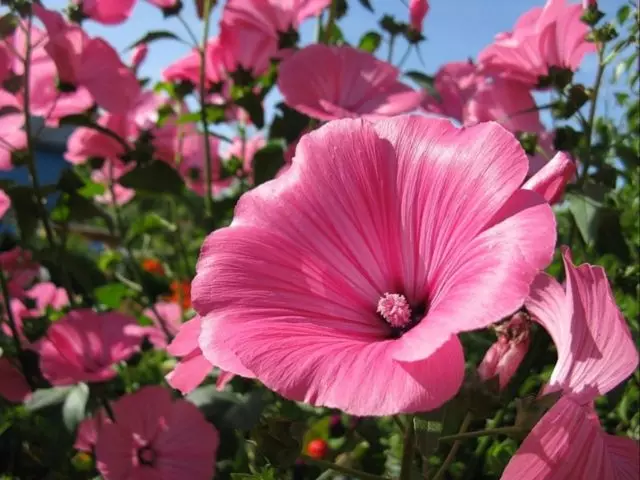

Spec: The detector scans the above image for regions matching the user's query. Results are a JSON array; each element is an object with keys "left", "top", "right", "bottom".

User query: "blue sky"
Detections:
[{"left": 37, "top": 0, "right": 630, "bottom": 130}]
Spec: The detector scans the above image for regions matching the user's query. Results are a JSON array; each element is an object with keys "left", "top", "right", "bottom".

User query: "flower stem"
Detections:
[
  {"left": 399, "top": 415, "right": 415, "bottom": 480},
  {"left": 198, "top": 0, "right": 215, "bottom": 219},
  {"left": 438, "top": 425, "right": 523, "bottom": 443},
  {"left": 431, "top": 412, "right": 473, "bottom": 480},
  {"left": 322, "top": 0, "right": 337, "bottom": 44},
  {"left": 0, "top": 268, "right": 35, "bottom": 390},
  {"left": 302, "top": 455, "right": 388, "bottom": 480}
]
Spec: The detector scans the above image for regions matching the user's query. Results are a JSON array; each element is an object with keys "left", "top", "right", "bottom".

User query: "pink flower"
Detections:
[
  {"left": 477, "top": 312, "right": 531, "bottom": 390},
  {"left": 163, "top": 37, "right": 230, "bottom": 87},
  {"left": 278, "top": 45, "right": 424, "bottom": 121},
  {"left": 0, "top": 298, "right": 29, "bottom": 343},
  {"left": 142, "top": 302, "right": 183, "bottom": 348},
  {"left": 223, "top": 134, "right": 267, "bottom": 183},
  {"left": 78, "top": 0, "right": 137, "bottom": 25},
  {"left": 409, "top": 0, "right": 429, "bottom": 32},
  {"left": 463, "top": 78, "right": 544, "bottom": 134},
  {"left": 0, "top": 189, "right": 10, "bottom": 217},
  {"left": 65, "top": 113, "right": 131, "bottom": 165},
  {"left": 75, "top": 411, "right": 106, "bottom": 452},
  {"left": 422, "top": 61, "right": 480, "bottom": 123},
  {"left": 91, "top": 160, "right": 136, "bottom": 206},
  {"left": 0, "top": 89, "right": 27, "bottom": 170},
  {"left": 218, "top": 21, "right": 278, "bottom": 77},
  {"left": 478, "top": 0, "right": 595, "bottom": 87},
  {"left": 130, "top": 43, "right": 148, "bottom": 72},
  {"left": 176, "top": 132, "right": 225, "bottom": 197},
  {"left": 523, "top": 151, "right": 576, "bottom": 204},
  {"left": 32, "top": 309, "right": 143, "bottom": 385},
  {"left": 582, "top": 0, "right": 597, "bottom": 8},
  {"left": 167, "top": 315, "right": 253, "bottom": 394},
  {"left": 501, "top": 248, "right": 639, "bottom": 479},
  {"left": 0, "top": 248, "right": 39, "bottom": 298},
  {"left": 193, "top": 116, "right": 556, "bottom": 415},
  {"left": 25, "top": 282, "right": 70, "bottom": 317},
  {"left": 95, "top": 386, "right": 219, "bottom": 480},
  {"left": 0, "top": 358, "right": 31, "bottom": 403}
]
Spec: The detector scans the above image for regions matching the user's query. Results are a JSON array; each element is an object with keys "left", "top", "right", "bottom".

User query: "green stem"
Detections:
[
  {"left": 198, "top": 0, "right": 215, "bottom": 218},
  {"left": 432, "top": 413, "right": 473, "bottom": 480},
  {"left": 0, "top": 268, "right": 35, "bottom": 390},
  {"left": 322, "top": 0, "right": 337, "bottom": 44},
  {"left": 21, "top": 13, "right": 76, "bottom": 303},
  {"left": 387, "top": 34, "right": 396, "bottom": 63},
  {"left": 438, "top": 425, "right": 523, "bottom": 443},
  {"left": 397, "top": 45, "right": 412, "bottom": 68},
  {"left": 399, "top": 416, "right": 415, "bottom": 480},
  {"left": 302, "top": 456, "right": 388, "bottom": 480},
  {"left": 578, "top": 46, "right": 606, "bottom": 187}
]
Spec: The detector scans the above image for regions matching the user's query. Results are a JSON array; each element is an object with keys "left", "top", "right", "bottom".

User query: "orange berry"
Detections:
[{"left": 306, "top": 439, "right": 328, "bottom": 459}]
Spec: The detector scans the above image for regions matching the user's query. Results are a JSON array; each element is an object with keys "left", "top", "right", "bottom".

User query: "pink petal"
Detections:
[
  {"left": 109, "top": 386, "right": 173, "bottom": 441},
  {"left": 65, "top": 113, "right": 129, "bottom": 165},
  {"left": 80, "top": 0, "right": 137, "bottom": 25},
  {"left": 0, "top": 357, "right": 31, "bottom": 403},
  {"left": 526, "top": 248, "right": 639, "bottom": 402},
  {"left": 0, "top": 189, "right": 11, "bottom": 217},
  {"left": 501, "top": 396, "right": 639, "bottom": 479},
  {"left": 166, "top": 351, "right": 212, "bottom": 394},
  {"left": 95, "top": 422, "right": 137, "bottom": 479},
  {"left": 409, "top": 0, "right": 429, "bottom": 32},
  {"left": 422, "top": 60, "right": 479, "bottom": 122},
  {"left": 143, "top": 302, "right": 182, "bottom": 337},
  {"left": 0, "top": 90, "right": 26, "bottom": 169},
  {"left": 523, "top": 151, "right": 576, "bottom": 204}
]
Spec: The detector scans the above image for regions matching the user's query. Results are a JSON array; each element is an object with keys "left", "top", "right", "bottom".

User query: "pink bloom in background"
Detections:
[
  {"left": 218, "top": 21, "right": 278, "bottom": 78},
  {"left": 25, "top": 282, "right": 70, "bottom": 317},
  {"left": 478, "top": 0, "right": 595, "bottom": 87},
  {"left": 0, "top": 89, "right": 27, "bottom": 170},
  {"left": 32, "top": 309, "right": 143, "bottom": 385},
  {"left": 0, "top": 189, "right": 10, "bottom": 217},
  {"left": 463, "top": 78, "right": 543, "bottom": 134},
  {"left": 0, "top": 298, "right": 28, "bottom": 342},
  {"left": 95, "top": 386, "right": 219, "bottom": 480},
  {"left": 65, "top": 113, "right": 132, "bottom": 165},
  {"left": 223, "top": 135, "right": 267, "bottom": 182},
  {"left": 501, "top": 248, "right": 639, "bottom": 479},
  {"left": 75, "top": 411, "right": 107, "bottom": 452},
  {"left": 164, "top": 37, "right": 230, "bottom": 87},
  {"left": 0, "top": 44, "right": 10, "bottom": 84},
  {"left": 142, "top": 302, "right": 183, "bottom": 348},
  {"left": 92, "top": 160, "right": 136, "bottom": 206},
  {"left": 78, "top": 0, "right": 136, "bottom": 25},
  {"left": 523, "top": 151, "right": 576, "bottom": 204},
  {"left": 0, "top": 358, "right": 31, "bottom": 403},
  {"left": 478, "top": 312, "right": 531, "bottom": 390},
  {"left": 0, "top": 248, "right": 39, "bottom": 298},
  {"left": 193, "top": 117, "right": 556, "bottom": 415},
  {"left": 422, "top": 61, "right": 480, "bottom": 122},
  {"left": 409, "top": 0, "right": 429, "bottom": 32},
  {"left": 278, "top": 45, "right": 424, "bottom": 121},
  {"left": 130, "top": 43, "right": 148, "bottom": 72}
]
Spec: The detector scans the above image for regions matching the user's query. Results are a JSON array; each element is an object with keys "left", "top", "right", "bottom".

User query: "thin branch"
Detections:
[
  {"left": 302, "top": 456, "right": 389, "bottom": 480},
  {"left": 432, "top": 413, "right": 473, "bottom": 480}
]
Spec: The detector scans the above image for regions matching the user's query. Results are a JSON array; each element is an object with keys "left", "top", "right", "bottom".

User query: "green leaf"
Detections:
[
  {"left": 62, "top": 383, "right": 89, "bottom": 431},
  {"left": 358, "top": 31, "right": 382, "bottom": 53},
  {"left": 127, "top": 30, "right": 182, "bottom": 50},
  {"left": 234, "top": 91, "right": 264, "bottom": 128},
  {"left": 186, "top": 387, "right": 266, "bottom": 431},
  {"left": 126, "top": 212, "right": 176, "bottom": 242},
  {"left": 357, "top": 0, "right": 374, "bottom": 12},
  {"left": 24, "top": 387, "right": 73, "bottom": 411},
  {"left": 253, "top": 143, "right": 285, "bottom": 186},
  {"left": 231, "top": 467, "right": 277, "bottom": 480},
  {"left": 36, "top": 248, "right": 107, "bottom": 295},
  {"left": 269, "top": 103, "right": 311, "bottom": 143},
  {"left": 566, "top": 184, "right": 607, "bottom": 245},
  {"left": 413, "top": 414, "right": 443, "bottom": 460},
  {"left": 94, "top": 283, "right": 131, "bottom": 309},
  {"left": 0, "top": 13, "right": 17, "bottom": 38},
  {"left": 119, "top": 161, "right": 185, "bottom": 195},
  {"left": 617, "top": 5, "right": 631, "bottom": 25},
  {"left": 4, "top": 186, "right": 40, "bottom": 243},
  {"left": 404, "top": 70, "right": 439, "bottom": 100}
]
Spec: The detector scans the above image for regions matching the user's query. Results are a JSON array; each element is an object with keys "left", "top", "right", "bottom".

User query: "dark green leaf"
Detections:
[
  {"left": 127, "top": 212, "right": 176, "bottom": 242},
  {"left": 62, "top": 383, "right": 89, "bottom": 431},
  {"left": 233, "top": 91, "right": 264, "bottom": 128},
  {"left": 37, "top": 248, "right": 107, "bottom": 295},
  {"left": 253, "top": 143, "right": 285, "bottom": 186},
  {"left": 617, "top": 5, "right": 631, "bottom": 25},
  {"left": 24, "top": 387, "right": 73, "bottom": 412},
  {"left": 94, "top": 283, "right": 131, "bottom": 309},
  {"left": 405, "top": 70, "right": 439, "bottom": 99},
  {"left": 335, "top": 0, "right": 348, "bottom": 18},
  {"left": 380, "top": 15, "right": 406, "bottom": 35},
  {"left": 4, "top": 186, "right": 40, "bottom": 243},
  {"left": 357, "top": 0, "right": 374, "bottom": 12},
  {"left": 231, "top": 468, "right": 277, "bottom": 480},
  {"left": 413, "top": 414, "right": 443, "bottom": 460},
  {"left": 127, "top": 30, "right": 182, "bottom": 50},
  {"left": 358, "top": 31, "right": 382, "bottom": 53},
  {"left": 119, "top": 161, "right": 185, "bottom": 195},
  {"left": 269, "top": 103, "right": 311, "bottom": 143},
  {"left": 186, "top": 387, "right": 266, "bottom": 431},
  {"left": 0, "top": 13, "right": 17, "bottom": 38},
  {"left": 566, "top": 183, "right": 607, "bottom": 245}
]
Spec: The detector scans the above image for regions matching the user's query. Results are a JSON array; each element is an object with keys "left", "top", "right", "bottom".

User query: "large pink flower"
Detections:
[
  {"left": 422, "top": 61, "right": 481, "bottom": 123},
  {"left": 478, "top": 0, "right": 595, "bottom": 87},
  {"left": 32, "top": 309, "right": 143, "bottom": 385},
  {"left": 501, "top": 248, "right": 639, "bottom": 479},
  {"left": 95, "top": 386, "right": 219, "bottom": 480},
  {"left": 278, "top": 45, "right": 424, "bottom": 121},
  {"left": 193, "top": 116, "right": 556, "bottom": 415},
  {"left": 0, "top": 89, "right": 26, "bottom": 170}
]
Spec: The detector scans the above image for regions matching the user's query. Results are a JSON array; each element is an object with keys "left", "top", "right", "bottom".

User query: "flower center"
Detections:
[
  {"left": 377, "top": 293, "right": 412, "bottom": 329},
  {"left": 137, "top": 446, "right": 156, "bottom": 466}
]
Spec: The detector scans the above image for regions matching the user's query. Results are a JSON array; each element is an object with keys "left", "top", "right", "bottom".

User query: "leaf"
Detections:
[
  {"left": 253, "top": 143, "right": 285, "bottom": 186},
  {"left": 36, "top": 248, "right": 107, "bottom": 295},
  {"left": 119, "top": 161, "right": 185, "bottom": 195},
  {"left": 566, "top": 183, "right": 607, "bottom": 245},
  {"left": 234, "top": 91, "right": 264, "bottom": 128},
  {"left": 94, "top": 283, "right": 131, "bottom": 309},
  {"left": 358, "top": 31, "right": 382, "bottom": 53},
  {"left": 404, "top": 70, "right": 438, "bottom": 98},
  {"left": 269, "top": 103, "right": 310, "bottom": 143},
  {"left": 62, "top": 383, "right": 89, "bottom": 431},
  {"left": 126, "top": 212, "right": 176, "bottom": 242},
  {"left": 0, "top": 12, "right": 17, "bottom": 38},
  {"left": 5, "top": 186, "right": 40, "bottom": 243},
  {"left": 357, "top": 0, "right": 374, "bottom": 12},
  {"left": 127, "top": 30, "right": 182, "bottom": 50},
  {"left": 24, "top": 387, "right": 73, "bottom": 411},
  {"left": 414, "top": 414, "right": 443, "bottom": 460},
  {"left": 231, "top": 467, "right": 278, "bottom": 480},
  {"left": 617, "top": 5, "right": 631, "bottom": 25},
  {"left": 186, "top": 387, "right": 266, "bottom": 431}
]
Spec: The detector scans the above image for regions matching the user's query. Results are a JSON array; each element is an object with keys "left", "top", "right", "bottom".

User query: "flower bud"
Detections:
[
  {"left": 523, "top": 151, "right": 576, "bottom": 204},
  {"left": 478, "top": 313, "right": 531, "bottom": 390}
]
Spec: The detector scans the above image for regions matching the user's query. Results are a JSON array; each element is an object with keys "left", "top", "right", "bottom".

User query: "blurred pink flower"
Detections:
[
  {"left": 75, "top": 411, "right": 107, "bottom": 452},
  {"left": 95, "top": 386, "right": 219, "bottom": 480},
  {"left": 92, "top": 160, "right": 136, "bottom": 206},
  {"left": 0, "top": 89, "right": 26, "bottom": 170},
  {"left": 463, "top": 78, "right": 544, "bottom": 134},
  {"left": 24, "top": 282, "right": 69, "bottom": 318},
  {"left": 0, "top": 44, "right": 10, "bottom": 84},
  {"left": 163, "top": 37, "right": 230, "bottom": 87},
  {"left": 142, "top": 302, "right": 183, "bottom": 348},
  {"left": 77, "top": 0, "right": 137, "bottom": 25},
  {"left": 502, "top": 248, "right": 639, "bottom": 479},
  {"left": 478, "top": 0, "right": 595, "bottom": 87},
  {"left": 523, "top": 151, "right": 576, "bottom": 204},
  {"left": 409, "top": 0, "right": 429, "bottom": 32},
  {"left": 166, "top": 315, "right": 253, "bottom": 394},
  {"left": 130, "top": 43, "right": 148, "bottom": 72},
  {"left": 477, "top": 312, "right": 531, "bottom": 390},
  {"left": 0, "top": 248, "right": 39, "bottom": 298},
  {"left": 218, "top": 21, "right": 278, "bottom": 78},
  {"left": 32, "top": 309, "right": 143, "bottom": 385},
  {"left": 422, "top": 61, "right": 480, "bottom": 122},
  {"left": 526, "top": 130, "right": 556, "bottom": 177},
  {"left": 193, "top": 116, "right": 556, "bottom": 415},
  {"left": 0, "top": 189, "right": 10, "bottom": 217},
  {"left": 278, "top": 45, "right": 424, "bottom": 121},
  {"left": 176, "top": 132, "right": 228, "bottom": 197},
  {"left": 65, "top": 113, "right": 131, "bottom": 165},
  {"left": 0, "top": 298, "right": 29, "bottom": 343},
  {"left": 223, "top": 134, "right": 267, "bottom": 183},
  {"left": 0, "top": 358, "right": 31, "bottom": 403}
]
